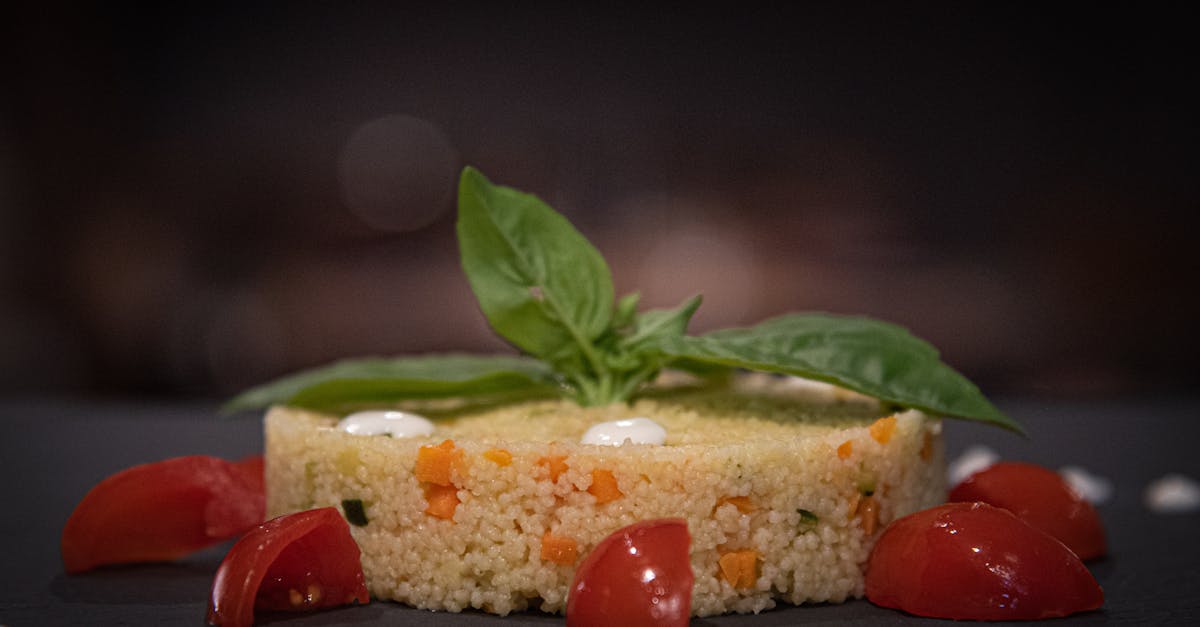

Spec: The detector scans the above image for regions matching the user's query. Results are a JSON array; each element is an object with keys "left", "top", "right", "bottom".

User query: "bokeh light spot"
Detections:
[{"left": 337, "top": 114, "right": 459, "bottom": 232}]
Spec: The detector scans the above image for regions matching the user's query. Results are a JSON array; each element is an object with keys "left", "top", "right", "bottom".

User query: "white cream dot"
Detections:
[
  {"left": 339, "top": 410, "right": 435, "bottom": 438},
  {"left": 581, "top": 417, "right": 667, "bottom": 446},
  {"left": 1145, "top": 474, "right": 1200, "bottom": 513}
]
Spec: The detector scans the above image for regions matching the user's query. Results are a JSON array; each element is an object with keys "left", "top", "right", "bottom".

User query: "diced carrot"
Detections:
[
  {"left": 537, "top": 454, "right": 569, "bottom": 482},
  {"left": 715, "top": 495, "right": 756, "bottom": 514},
  {"left": 540, "top": 532, "right": 578, "bottom": 565},
  {"left": 847, "top": 492, "right": 862, "bottom": 519},
  {"left": 423, "top": 483, "right": 459, "bottom": 520},
  {"left": 415, "top": 439, "right": 461, "bottom": 486},
  {"left": 869, "top": 415, "right": 897, "bottom": 444},
  {"left": 919, "top": 430, "right": 934, "bottom": 461},
  {"left": 483, "top": 448, "right": 512, "bottom": 467},
  {"left": 837, "top": 440, "right": 853, "bottom": 460},
  {"left": 857, "top": 495, "right": 880, "bottom": 535},
  {"left": 587, "top": 469, "right": 623, "bottom": 504},
  {"left": 718, "top": 549, "right": 759, "bottom": 589}
]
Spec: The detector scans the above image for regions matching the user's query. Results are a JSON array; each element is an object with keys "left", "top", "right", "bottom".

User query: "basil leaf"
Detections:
[
  {"left": 606, "top": 295, "right": 703, "bottom": 399},
  {"left": 621, "top": 295, "right": 702, "bottom": 354},
  {"left": 457, "top": 167, "right": 614, "bottom": 369},
  {"left": 654, "top": 313, "right": 1022, "bottom": 433},
  {"left": 662, "top": 358, "right": 735, "bottom": 379},
  {"left": 613, "top": 292, "right": 641, "bottom": 329},
  {"left": 745, "top": 314, "right": 940, "bottom": 357},
  {"left": 222, "top": 354, "right": 559, "bottom": 412}
]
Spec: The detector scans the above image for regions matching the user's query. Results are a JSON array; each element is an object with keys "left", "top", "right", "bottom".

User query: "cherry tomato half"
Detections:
[
  {"left": 207, "top": 507, "right": 370, "bottom": 627},
  {"left": 866, "top": 502, "right": 1103, "bottom": 620},
  {"left": 949, "top": 461, "right": 1106, "bottom": 560},
  {"left": 233, "top": 454, "right": 265, "bottom": 497},
  {"left": 566, "top": 518, "right": 693, "bottom": 627},
  {"left": 61, "top": 455, "right": 266, "bottom": 573}
]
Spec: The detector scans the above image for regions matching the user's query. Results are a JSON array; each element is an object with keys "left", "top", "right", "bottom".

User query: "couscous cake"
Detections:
[{"left": 265, "top": 377, "right": 946, "bottom": 616}]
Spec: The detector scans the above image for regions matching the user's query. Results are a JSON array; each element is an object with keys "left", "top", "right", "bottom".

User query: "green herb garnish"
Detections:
[
  {"left": 341, "top": 499, "right": 369, "bottom": 527},
  {"left": 226, "top": 166, "right": 1021, "bottom": 433},
  {"left": 797, "top": 508, "right": 819, "bottom": 530},
  {"left": 224, "top": 354, "right": 559, "bottom": 413}
]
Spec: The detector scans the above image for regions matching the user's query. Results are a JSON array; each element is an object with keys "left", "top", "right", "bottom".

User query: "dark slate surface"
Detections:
[{"left": 2, "top": 397, "right": 1198, "bottom": 626}]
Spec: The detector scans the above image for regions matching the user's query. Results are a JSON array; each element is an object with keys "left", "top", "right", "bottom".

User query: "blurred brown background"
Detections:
[{"left": 2, "top": 3, "right": 1196, "bottom": 401}]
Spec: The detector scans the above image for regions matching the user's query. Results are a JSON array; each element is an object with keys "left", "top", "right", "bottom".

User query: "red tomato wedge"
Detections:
[
  {"left": 61, "top": 455, "right": 266, "bottom": 573},
  {"left": 233, "top": 454, "right": 265, "bottom": 496},
  {"left": 207, "top": 507, "right": 370, "bottom": 627},
  {"left": 950, "top": 461, "right": 1106, "bottom": 559},
  {"left": 866, "top": 502, "right": 1103, "bottom": 620},
  {"left": 566, "top": 518, "right": 693, "bottom": 627}
]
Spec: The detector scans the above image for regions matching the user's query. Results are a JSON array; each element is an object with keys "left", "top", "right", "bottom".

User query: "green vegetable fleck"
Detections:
[
  {"left": 342, "top": 499, "right": 369, "bottom": 527},
  {"left": 858, "top": 471, "right": 878, "bottom": 496},
  {"left": 797, "top": 509, "right": 819, "bottom": 530},
  {"left": 226, "top": 166, "right": 1021, "bottom": 433}
]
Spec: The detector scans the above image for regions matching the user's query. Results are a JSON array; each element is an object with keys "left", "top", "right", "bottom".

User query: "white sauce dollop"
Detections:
[
  {"left": 947, "top": 445, "right": 1000, "bottom": 486},
  {"left": 580, "top": 417, "right": 667, "bottom": 447},
  {"left": 1144, "top": 473, "right": 1200, "bottom": 513},
  {"left": 338, "top": 410, "right": 434, "bottom": 438},
  {"left": 1058, "top": 465, "right": 1113, "bottom": 505},
  {"left": 779, "top": 376, "right": 840, "bottom": 399}
]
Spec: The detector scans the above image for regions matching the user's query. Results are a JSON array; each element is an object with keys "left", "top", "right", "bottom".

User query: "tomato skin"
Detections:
[
  {"left": 566, "top": 518, "right": 693, "bottom": 627},
  {"left": 233, "top": 455, "right": 265, "bottom": 496},
  {"left": 207, "top": 507, "right": 370, "bottom": 627},
  {"left": 950, "top": 461, "right": 1106, "bottom": 560},
  {"left": 866, "top": 502, "right": 1103, "bottom": 620},
  {"left": 61, "top": 455, "right": 266, "bottom": 573}
]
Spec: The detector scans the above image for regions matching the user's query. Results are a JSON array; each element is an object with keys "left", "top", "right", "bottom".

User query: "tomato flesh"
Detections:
[
  {"left": 866, "top": 502, "right": 1103, "bottom": 620},
  {"left": 566, "top": 518, "right": 693, "bottom": 627},
  {"left": 207, "top": 507, "right": 370, "bottom": 626},
  {"left": 950, "top": 461, "right": 1106, "bottom": 559},
  {"left": 61, "top": 455, "right": 266, "bottom": 573}
]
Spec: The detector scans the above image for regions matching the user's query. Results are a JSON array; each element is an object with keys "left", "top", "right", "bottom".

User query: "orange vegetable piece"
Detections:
[
  {"left": 870, "top": 416, "right": 897, "bottom": 444},
  {"left": 423, "top": 483, "right": 459, "bottom": 520},
  {"left": 716, "top": 495, "right": 756, "bottom": 514},
  {"left": 837, "top": 440, "right": 853, "bottom": 460},
  {"left": 540, "top": 532, "right": 578, "bottom": 565},
  {"left": 587, "top": 469, "right": 623, "bottom": 504},
  {"left": 483, "top": 448, "right": 512, "bottom": 467},
  {"left": 415, "top": 440, "right": 461, "bottom": 486},
  {"left": 537, "top": 454, "right": 569, "bottom": 482},
  {"left": 858, "top": 495, "right": 880, "bottom": 535},
  {"left": 718, "top": 549, "right": 759, "bottom": 589}
]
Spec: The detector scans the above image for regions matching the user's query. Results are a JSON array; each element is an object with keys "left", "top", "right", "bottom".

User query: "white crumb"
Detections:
[
  {"left": 947, "top": 445, "right": 999, "bottom": 486},
  {"left": 1058, "top": 465, "right": 1113, "bottom": 504},
  {"left": 1144, "top": 474, "right": 1200, "bottom": 513}
]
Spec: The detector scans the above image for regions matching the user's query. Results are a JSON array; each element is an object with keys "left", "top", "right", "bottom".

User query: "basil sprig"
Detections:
[
  {"left": 655, "top": 315, "right": 1019, "bottom": 431},
  {"left": 224, "top": 354, "right": 560, "bottom": 413},
  {"left": 228, "top": 166, "right": 1021, "bottom": 433}
]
